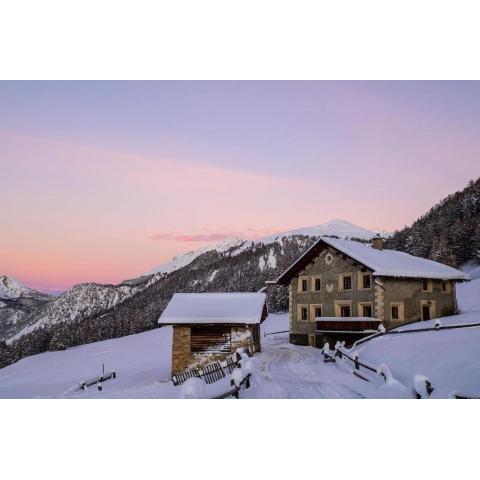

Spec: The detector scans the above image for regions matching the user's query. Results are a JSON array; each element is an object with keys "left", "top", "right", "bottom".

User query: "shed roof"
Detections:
[
  {"left": 158, "top": 292, "right": 267, "bottom": 325},
  {"left": 274, "top": 237, "right": 470, "bottom": 285}
]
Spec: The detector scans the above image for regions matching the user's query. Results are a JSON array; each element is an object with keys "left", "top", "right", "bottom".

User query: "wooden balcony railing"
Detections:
[{"left": 316, "top": 317, "right": 382, "bottom": 334}]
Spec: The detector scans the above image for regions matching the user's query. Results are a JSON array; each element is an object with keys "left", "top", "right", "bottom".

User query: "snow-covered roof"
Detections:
[
  {"left": 274, "top": 237, "right": 470, "bottom": 285},
  {"left": 158, "top": 292, "right": 267, "bottom": 325}
]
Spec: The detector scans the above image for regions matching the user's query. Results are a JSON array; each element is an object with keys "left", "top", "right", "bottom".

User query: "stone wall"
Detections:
[
  {"left": 381, "top": 278, "right": 457, "bottom": 328},
  {"left": 171, "top": 326, "right": 192, "bottom": 375}
]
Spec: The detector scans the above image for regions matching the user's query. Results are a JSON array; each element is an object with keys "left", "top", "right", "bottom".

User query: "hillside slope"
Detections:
[{"left": 386, "top": 177, "right": 480, "bottom": 266}]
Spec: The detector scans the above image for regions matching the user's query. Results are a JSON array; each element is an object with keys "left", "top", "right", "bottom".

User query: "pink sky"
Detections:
[{"left": 1, "top": 82, "right": 479, "bottom": 292}]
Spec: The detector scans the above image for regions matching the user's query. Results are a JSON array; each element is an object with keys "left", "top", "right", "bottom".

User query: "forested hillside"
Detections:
[{"left": 386, "top": 178, "right": 480, "bottom": 267}]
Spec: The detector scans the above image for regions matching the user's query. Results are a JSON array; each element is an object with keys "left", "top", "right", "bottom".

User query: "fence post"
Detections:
[
  {"left": 414, "top": 374, "right": 434, "bottom": 398},
  {"left": 354, "top": 353, "right": 360, "bottom": 371}
]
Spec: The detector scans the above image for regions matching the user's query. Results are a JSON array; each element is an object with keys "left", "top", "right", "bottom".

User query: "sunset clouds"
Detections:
[{"left": 1, "top": 81, "right": 480, "bottom": 291}]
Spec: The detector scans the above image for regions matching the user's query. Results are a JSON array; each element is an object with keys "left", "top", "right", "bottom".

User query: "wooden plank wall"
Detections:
[{"left": 190, "top": 326, "right": 232, "bottom": 353}]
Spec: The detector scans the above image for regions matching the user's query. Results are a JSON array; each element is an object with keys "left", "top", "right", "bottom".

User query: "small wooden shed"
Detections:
[{"left": 158, "top": 292, "right": 268, "bottom": 375}]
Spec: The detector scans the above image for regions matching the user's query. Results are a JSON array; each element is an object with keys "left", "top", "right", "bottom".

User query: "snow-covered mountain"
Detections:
[
  {"left": 0, "top": 276, "right": 53, "bottom": 341},
  {"left": 143, "top": 220, "right": 385, "bottom": 277},
  {"left": 144, "top": 237, "right": 246, "bottom": 276},
  {"left": 260, "top": 219, "right": 388, "bottom": 243},
  {"left": 8, "top": 279, "right": 153, "bottom": 343},
  {"left": 0, "top": 275, "right": 49, "bottom": 301}
]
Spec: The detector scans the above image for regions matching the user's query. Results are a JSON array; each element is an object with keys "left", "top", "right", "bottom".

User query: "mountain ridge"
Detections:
[{"left": 142, "top": 219, "right": 386, "bottom": 278}]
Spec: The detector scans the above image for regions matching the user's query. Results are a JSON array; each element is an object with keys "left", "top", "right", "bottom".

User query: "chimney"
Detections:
[{"left": 372, "top": 234, "right": 384, "bottom": 251}]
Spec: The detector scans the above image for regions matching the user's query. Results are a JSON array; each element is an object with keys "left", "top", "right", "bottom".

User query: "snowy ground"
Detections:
[
  {"left": 0, "top": 313, "right": 377, "bottom": 398},
  {"left": 1, "top": 269, "right": 479, "bottom": 398}
]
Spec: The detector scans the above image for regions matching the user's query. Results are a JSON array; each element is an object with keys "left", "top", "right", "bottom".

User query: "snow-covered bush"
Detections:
[{"left": 180, "top": 377, "right": 206, "bottom": 399}]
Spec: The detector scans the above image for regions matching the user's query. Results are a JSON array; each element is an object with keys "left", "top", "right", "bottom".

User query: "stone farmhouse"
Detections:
[
  {"left": 158, "top": 292, "right": 267, "bottom": 375},
  {"left": 270, "top": 236, "right": 469, "bottom": 347}
]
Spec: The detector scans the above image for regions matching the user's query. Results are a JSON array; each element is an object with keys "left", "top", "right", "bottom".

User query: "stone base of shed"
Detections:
[{"left": 171, "top": 324, "right": 261, "bottom": 376}]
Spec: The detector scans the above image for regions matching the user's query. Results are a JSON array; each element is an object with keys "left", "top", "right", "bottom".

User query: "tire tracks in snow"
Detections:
[{"left": 249, "top": 339, "right": 367, "bottom": 398}]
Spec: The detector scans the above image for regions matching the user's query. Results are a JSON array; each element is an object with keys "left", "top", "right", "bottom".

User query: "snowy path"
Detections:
[{"left": 244, "top": 334, "right": 376, "bottom": 398}]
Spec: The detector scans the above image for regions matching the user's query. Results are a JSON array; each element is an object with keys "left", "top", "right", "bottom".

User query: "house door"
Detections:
[
  {"left": 308, "top": 334, "right": 315, "bottom": 347},
  {"left": 422, "top": 305, "right": 431, "bottom": 321}
]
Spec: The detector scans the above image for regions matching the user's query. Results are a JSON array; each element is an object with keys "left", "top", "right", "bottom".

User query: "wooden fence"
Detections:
[
  {"left": 352, "top": 319, "right": 480, "bottom": 349},
  {"left": 323, "top": 341, "right": 480, "bottom": 399},
  {"left": 76, "top": 370, "right": 117, "bottom": 392},
  {"left": 213, "top": 373, "right": 252, "bottom": 399},
  {"left": 172, "top": 350, "right": 250, "bottom": 386}
]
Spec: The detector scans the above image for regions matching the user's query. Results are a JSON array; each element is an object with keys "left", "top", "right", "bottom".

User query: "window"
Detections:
[
  {"left": 358, "top": 272, "right": 372, "bottom": 290},
  {"left": 335, "top": 301, "right": 352, "bottom": 318},
  {"left": 297, "top": 304, "right": 309, "bottom": 322},
  {"left": 421, "top": 300, "right": 436, "bottom": 321},
  {"left": 390, "top": 302, "right": 405, "bottom": 322},
  {"left": 338, "top": 273, "right": 354, "bottom": 291},
  {"left": 362, "top": 305, "right": 372, "bottom": 317},
  {"left": 314, "top": 278, "right": 321, "bottom": 291},
  {"left": 310, "top": 304, "right": 322, "bottom": 322},
  {"left": 422, "top": 279, "right": 432, "bottom": 292},
  {"left": 358, "top": 302, "right": 373, "bottom": 318},
  {"left": 298, "top": 276, "right": 309, "bottom": 293},
  {"left": 441, "top": 281, "right": 451, "bottom": 293}
]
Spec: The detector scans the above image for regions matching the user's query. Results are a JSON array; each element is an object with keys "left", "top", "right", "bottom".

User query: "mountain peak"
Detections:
[
  {"left": 0, "top": 275, "right": 48, "bottom": 300},
  {"left": 259, "top": 219, "right": 388, "bottom": 243}
]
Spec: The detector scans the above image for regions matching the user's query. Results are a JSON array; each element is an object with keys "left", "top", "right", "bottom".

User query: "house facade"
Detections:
[
  {"left": 272, "top": 236, "right": 469, "bottom": 347},
  {"left": 158, "top": 292, "right": 267, "bottom": 375}
]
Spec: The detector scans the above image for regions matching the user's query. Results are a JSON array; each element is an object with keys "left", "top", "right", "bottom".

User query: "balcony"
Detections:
[{"left": 315, "top": 317, "right": 382, "bottom": 335}]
